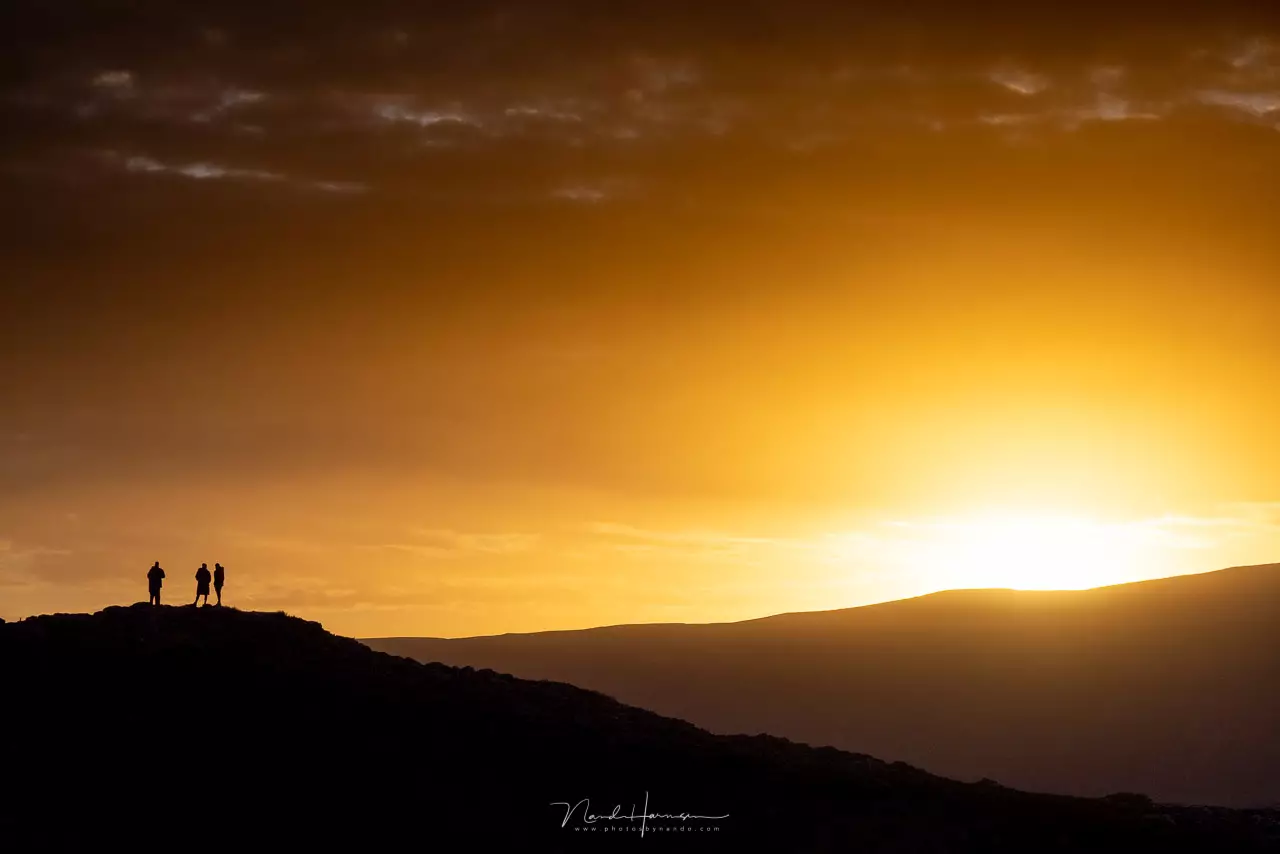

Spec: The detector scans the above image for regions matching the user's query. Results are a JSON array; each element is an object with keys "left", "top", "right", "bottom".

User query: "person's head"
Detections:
[
  {"left": 215, "top": 563, "right": 222, "bottom": 569},
  {"left": 153, "top": 561, "right": 159, "bottom": 568},
  {"left": 201, "top": 562, "right": 207, "bottom": 569}
]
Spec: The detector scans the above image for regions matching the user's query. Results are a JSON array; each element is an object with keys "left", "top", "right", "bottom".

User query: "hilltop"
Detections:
[
  {"left": 3, "top": 603, "right": 1277, "bottom": 851},
  {"left": 367, "top": 563, "right": 1280, "bottom": 808}
]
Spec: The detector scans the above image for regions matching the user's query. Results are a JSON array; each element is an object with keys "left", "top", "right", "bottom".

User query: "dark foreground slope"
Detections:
[
  {"left": 4, "top": 605, "right": 1277, "bottom": 851},
  {"left": 367, "top": 564, "right": 1280, "bottom": 808}
]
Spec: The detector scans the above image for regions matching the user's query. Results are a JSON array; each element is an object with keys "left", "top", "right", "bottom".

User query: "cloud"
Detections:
[
  {"left": 989, "top": 68, "right": 1050, "bottom": 96},
  {"left": 1226, "top": 38, "right": 1276, "bottom": 71},
  {"left": 21, "top": 41, "right": 1280, "bottom": 203},
  {"left": 587, "top": 522, "right": 773, "bottom": 546},
  {"left": 1160, "top": 503, "right": 1280, "bottom": 532},
  {"left": 373, "top": 529, "right": 541, "bottom": 559},
  {"left": 0, "top": 542, "right": 75, "bottom": 588},
  {"left": 374, "top": 103, "right": 480, "bottom": 129},
  {"left": 107, "top": 152, "right": 368, "bottom": 194},
  {"left": 1195, "top": 90, "right": 1280, "bottom": 118},
  {"left": 585, "top": 522, "right": 782, "bottom": 564},
  {"left": 1090, "top": 66, "right": 1127, "bottom": 88},
  {"left": 504, "top": 104, "right": 585, "bottom": 123},
  {"left": 978, "top": 112, "right": 1036, "bottom": 127},
  {"left": 131, "top": 157, "right": 284, "bottom": 183},
  {"left": 190, "top": 88, "right": 268, "bottom": 123},
  {"left": 14, "top": 32, "right": 1280, "bottom": 220},
  {"left": 1064, "top": 93, "right": 1165, "bottom": 126},
  {"left": 91, "top": 70, "right": 135, "bottom": 92},
  {"left": 550, "top": 185, "right": 609, "bottom": 204},
  {"left": 311, "top": 180, "right": 369, "bottom": 194}
]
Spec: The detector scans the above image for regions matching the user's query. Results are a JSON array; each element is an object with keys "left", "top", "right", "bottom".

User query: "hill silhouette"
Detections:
[
  {"left": 366, "top": 563, "right": 1280, "bottom": 809},
  {"left": 5, "top": 603, "right": 1278, "bottom": 850}
]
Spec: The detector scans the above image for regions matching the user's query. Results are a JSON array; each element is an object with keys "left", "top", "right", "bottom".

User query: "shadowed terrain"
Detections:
[
  {"left": 366, "top": 563, "right": 1280, "bottom": 808},
  {"left": 4, "top": 603, "right": 1278, "bottom": 850}
]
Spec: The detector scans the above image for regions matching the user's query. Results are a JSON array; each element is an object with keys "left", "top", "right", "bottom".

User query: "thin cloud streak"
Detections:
[
  {"left": 102, "top": 151, "right": 368, "bottom": 194},
  {"left": 369, "top": 528, "right": 541, "bottom": 559}
]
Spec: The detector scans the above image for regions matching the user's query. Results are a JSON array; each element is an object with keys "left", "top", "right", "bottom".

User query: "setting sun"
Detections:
[{"left": 898, "top": 513, "right": 1168, "bottom": 592}]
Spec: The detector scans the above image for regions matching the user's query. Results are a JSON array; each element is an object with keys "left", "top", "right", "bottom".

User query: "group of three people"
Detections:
[{"left": 146, "top": 561, "right": 226, "bottom": 607}]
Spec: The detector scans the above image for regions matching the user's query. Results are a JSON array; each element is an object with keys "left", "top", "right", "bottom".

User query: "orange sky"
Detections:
[
  {"left": 4, "top": 12, "right": 1280, "bottom": 636},
  {"left": 7, "top": 230, "right": 1280, "bottom": 638}
]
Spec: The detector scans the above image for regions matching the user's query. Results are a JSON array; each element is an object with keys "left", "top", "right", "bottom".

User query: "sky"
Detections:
[{"left": 4, "top": 2, "right": 1280, "bottom": 637}]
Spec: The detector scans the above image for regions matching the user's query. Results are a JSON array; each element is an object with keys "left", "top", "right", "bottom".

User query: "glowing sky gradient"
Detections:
[{"left": 5, "top": 3, "right": 1280, "bottom": 636}]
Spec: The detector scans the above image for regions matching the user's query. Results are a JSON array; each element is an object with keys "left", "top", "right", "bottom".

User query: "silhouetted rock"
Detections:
[{"left": 3, "top": 604, "right": 1276, "bottom": 852}]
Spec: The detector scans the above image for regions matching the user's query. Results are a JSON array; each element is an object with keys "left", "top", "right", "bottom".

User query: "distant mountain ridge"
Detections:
[
  {"left": 4, "top": 602, "right": 1279, "bottom": 850},
  {"left": 365, "top": 563, "right": 1280, "bottom": 808}
]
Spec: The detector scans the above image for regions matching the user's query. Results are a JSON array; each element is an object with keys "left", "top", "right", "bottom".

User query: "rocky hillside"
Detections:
[{"left": 3, "top": 603, "right": 1277, "bottom": 850}]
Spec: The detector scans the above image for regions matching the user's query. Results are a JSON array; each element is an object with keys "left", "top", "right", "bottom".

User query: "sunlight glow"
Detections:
[{"left": 896, "top": 513, "right": 1174, "bottom": 591}]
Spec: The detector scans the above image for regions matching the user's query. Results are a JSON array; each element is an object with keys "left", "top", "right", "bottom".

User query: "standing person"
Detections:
[
  {"left": 194, "top": 563, "right": 212, "bottom": 607},
  {"left": 147, "top": 561, "right": 165, "bottom": 606},
  {"left": 213, "top": 563, "right": 226, "bottom": 607}
]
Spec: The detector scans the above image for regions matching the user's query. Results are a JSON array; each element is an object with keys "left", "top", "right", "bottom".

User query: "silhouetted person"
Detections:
[
  {"left": 213, "top": 563, "right": 225, "bottom": 606},
  {"left": 194, "top": 563, "right": 212, "bottom": 607},
  {"left": 147, "top": 561, "right": 165, "bottom": 606}
]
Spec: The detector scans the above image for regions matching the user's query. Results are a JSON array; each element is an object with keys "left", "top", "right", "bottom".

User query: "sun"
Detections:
[{"left": 916, "top": 513, "right": 1152, "bottom": 592}]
